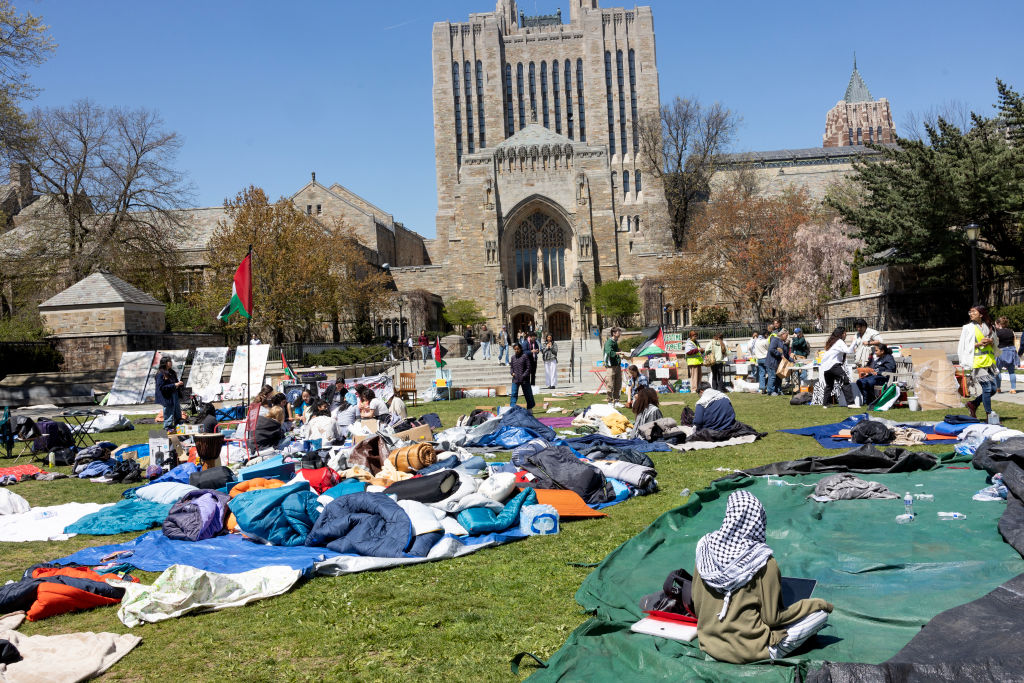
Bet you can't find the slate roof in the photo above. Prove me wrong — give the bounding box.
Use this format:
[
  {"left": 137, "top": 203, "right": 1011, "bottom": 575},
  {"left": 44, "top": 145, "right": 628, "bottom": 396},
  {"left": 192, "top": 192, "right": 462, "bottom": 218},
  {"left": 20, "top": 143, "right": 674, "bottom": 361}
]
[
  {"left": 844, "top": 64, "right": 873, "bottom": 103},
  {"left": 40, "top": 271, "right": 163, "bottom": 308},
  {"left": 720, "top": 145, "right": 884, "bottom": 164},
  {"left": 496, "top": 123, "right": 575, "bottom": 148}
]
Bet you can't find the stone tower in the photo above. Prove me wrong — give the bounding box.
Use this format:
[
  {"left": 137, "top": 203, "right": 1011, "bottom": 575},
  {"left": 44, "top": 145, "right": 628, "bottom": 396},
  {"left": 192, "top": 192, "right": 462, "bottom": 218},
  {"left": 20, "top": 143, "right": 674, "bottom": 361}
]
[
  {"left": 424, "top": 1, "right": 673, "bottom": 339},
  {"left": 823, "top": 57, "right": 896, "bottom": 147}
]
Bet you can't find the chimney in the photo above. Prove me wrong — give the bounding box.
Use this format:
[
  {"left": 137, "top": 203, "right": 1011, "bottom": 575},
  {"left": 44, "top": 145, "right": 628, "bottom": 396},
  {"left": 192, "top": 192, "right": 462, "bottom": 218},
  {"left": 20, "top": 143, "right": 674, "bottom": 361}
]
[{"left": 10, "top": 163, "right": 31, "bottom": 207}]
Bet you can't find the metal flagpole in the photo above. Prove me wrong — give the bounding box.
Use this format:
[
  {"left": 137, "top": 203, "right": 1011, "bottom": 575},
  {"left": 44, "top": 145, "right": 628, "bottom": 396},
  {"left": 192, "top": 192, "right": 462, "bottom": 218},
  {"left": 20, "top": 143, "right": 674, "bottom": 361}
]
[{"left": 245, "top": 244, "right": 253, "bottom": 453}]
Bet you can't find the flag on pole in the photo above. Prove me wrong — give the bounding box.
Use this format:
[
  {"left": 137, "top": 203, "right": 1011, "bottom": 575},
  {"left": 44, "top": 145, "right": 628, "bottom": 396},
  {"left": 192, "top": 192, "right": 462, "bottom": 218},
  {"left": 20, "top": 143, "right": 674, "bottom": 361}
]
[
  {"left": 281, "top": 350, "right": 298, "bottom": 381},
  {"left": 433, "top": 337, "right": 447, "bottom": 368},
  {"left": 217, "top": 252, "right": 253, "bottom": 321},
  {"left": 633, "top": 326, "right": 668, "bottom": 357}
]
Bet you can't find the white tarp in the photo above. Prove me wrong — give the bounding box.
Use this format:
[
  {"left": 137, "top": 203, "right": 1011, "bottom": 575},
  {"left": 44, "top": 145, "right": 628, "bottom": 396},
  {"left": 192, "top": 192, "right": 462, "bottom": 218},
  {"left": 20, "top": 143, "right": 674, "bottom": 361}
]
[
  {"left": 228, "top": 344, "right": 270, "bottom": 398},
  {"left": 106, "top": 351, "right": 155, "bottom": 405},
  {"left": 117, "top": 564, "right": 302, "bottom": 627},
  {"left": 0, "top": 502, "right": 112, "bottom": 542},
  {"left": 314, "top": 535, "right": 513, "bottom": 576}
]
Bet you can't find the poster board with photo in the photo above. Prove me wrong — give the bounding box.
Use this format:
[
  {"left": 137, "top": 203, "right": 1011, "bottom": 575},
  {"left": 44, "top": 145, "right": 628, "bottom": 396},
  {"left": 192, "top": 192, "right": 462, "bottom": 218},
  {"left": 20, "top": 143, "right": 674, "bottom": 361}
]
[
  {"left": 349, "top": 373, "right": 394, "bottom": 402},
  {"left": 142, "top": 350, "right": 190, "bottom": 402},
  {"left": 187, "top": 347, "right": 229, "bottom": 394},
  {"left": 106, "top": 351, "right": 156, "bottom": 405},
  {"left": 227, "top": 344, "right": 271, "bottom": 398}
]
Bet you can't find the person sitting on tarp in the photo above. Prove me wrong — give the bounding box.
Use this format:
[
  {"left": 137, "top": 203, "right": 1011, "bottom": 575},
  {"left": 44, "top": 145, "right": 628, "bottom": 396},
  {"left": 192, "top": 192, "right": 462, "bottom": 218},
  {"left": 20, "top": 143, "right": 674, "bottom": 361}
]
[
  {"left": 625, "top": 365, "right": 649, "bottom": 409},
  {"left": 303, "top": 400, "right": 339, "bottom": 444},
  {"left": 694, "top": 383, "right": 736, "bottom": 432},
  {"left": 355, "top": 385, "right": 390, "bottom": 420},
  {"left": 253, "top": 406, "right": 286, "bottom": 450},
  {"left": 856, "top": 343, "right": 896, "bottom": 406},
  {"left": 628, "top": 387, "right": 662, "bottom": 439},
  {"left": 292, "top": 389, "right": 314, "bottom": 424},
  {"left": 332, "top": 386, "right": 359, "bottom": 437},
  {"left": 693, "top": 490, "right": 833, "bottom": 663}
]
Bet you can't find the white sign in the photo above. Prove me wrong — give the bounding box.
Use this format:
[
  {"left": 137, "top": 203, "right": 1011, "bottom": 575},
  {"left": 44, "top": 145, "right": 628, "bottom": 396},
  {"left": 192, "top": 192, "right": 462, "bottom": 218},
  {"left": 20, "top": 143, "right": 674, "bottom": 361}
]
[
  {"left": 228, "top": 344, "right": 270, "bottom": 398},
  {"left": 107, "top": 351, "right": 156, "bottom": 405},
  {"left": 187, "top": 347, "right": 229, "bottom": 394}
]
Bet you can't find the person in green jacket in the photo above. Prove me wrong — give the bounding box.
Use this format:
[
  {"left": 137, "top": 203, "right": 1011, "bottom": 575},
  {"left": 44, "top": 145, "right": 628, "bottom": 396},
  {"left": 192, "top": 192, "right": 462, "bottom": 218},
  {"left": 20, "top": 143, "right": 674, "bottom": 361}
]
[
  {"left": 693, "top": 491, "right": 832, "bottom": 663},
  {"left": 604, "top": 327, "right": 625, "bottom": 405}
]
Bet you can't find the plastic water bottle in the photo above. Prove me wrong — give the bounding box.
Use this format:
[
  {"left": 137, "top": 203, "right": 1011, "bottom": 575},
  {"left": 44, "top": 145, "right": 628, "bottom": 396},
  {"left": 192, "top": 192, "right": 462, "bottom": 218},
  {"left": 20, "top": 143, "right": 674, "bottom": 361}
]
[
  {"left": 938, "top": 512, "right": 967, "bottom": 520},
  {"left": 679, "top": 488, "right": 691, "bottom": 498},
  {"left": 914, "top": 494, "right": 934, "bottom": 502},
  {"left": 904, "top": 492, "right": 914, "bottom": 518}
]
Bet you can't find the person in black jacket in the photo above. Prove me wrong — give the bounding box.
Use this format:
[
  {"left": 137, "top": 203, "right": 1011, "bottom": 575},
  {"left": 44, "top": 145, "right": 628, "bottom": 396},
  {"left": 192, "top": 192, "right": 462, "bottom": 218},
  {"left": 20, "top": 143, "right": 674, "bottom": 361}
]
[
  {"left": 155, "top": 357, "right": 184, "bottom": 431},
  {"left": 509, "top": 343, "right": 536, "bottom": 412},
  {"left": 253, "top": 405, "right": 285, "bottom": 449},
  {"left": 527, "top": 331, "right": 541, "bottom": 387},
  {"left": 856, "top": 343, "right": 896, "bottom": 405}
]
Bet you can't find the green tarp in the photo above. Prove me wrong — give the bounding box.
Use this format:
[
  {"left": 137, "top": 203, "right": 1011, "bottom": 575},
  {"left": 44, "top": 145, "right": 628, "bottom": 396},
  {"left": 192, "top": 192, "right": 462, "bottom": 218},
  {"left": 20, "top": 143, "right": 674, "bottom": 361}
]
[{"left": 529, "top": 468, "right": 1024, "bottom": 682}]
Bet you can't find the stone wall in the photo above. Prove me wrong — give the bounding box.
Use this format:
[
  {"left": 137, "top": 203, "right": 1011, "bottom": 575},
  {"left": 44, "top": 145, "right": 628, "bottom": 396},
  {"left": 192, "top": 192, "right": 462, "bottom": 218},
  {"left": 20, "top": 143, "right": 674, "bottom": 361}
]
[
  {"left": 823, "top": 98, "right": 896, "bottom": 147},
  {"left": 42, "top": 306, "right": 125, "bottom": 336},
  {"left": 52, "top": 331, "right": 225, "bottom": 372}
]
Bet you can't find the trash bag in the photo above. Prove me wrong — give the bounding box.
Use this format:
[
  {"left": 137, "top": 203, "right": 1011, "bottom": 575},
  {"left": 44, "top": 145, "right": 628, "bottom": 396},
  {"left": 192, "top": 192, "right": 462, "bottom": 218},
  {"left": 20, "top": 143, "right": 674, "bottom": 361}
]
[{"left": 851, "top": 420, "right": 895, "bottom": 444}]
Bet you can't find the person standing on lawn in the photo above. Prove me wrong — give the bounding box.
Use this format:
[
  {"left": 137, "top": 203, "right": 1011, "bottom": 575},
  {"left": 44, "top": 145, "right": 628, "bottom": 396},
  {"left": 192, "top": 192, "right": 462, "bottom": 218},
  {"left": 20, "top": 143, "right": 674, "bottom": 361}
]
[
  {"left": 852, "top": 319, "right": 883, "bottom": 366},
  {"left": 464, "top": 326, "right": 476, "bottom": 360},
  {"left": 156, "top": 357, "right": 184, "bottom": 431},
  {"left": 995, "top": 317, "right": 1018, "bottom": 394},
  {"left": 527, "top": 331, "right": 541, "bottom": 387},
  {"left": 683, "top": 330, "right": 704, "bottom": 392},
  {"left": 542, "top": 334, "right": 559, "bottom": 388},
  {"left": 959, "top": 305, "right": 997, "bottom": 419},
  {"left": 509, "top": 342, "right": 536, "bottom": 412},
  {"left": 703, "top": 333, "right": 728, "bottom": 393},
  {"left": 790, "top": 327, "right": 811, "bottom": 384},
  {"left": 820, "top": 327, "right": 858, "bottom": 408},
  {"left": 753, "top": 331, "right": 770, "bottom": 394},
  {"left": 418, "top": 330, "right": 430, "bottom": 362},
  {"left": 764, "top": 330, "right": 792, "bottom": 396},
  {"left": 604, "top": 327, "right": 625, "bottom": 405}
]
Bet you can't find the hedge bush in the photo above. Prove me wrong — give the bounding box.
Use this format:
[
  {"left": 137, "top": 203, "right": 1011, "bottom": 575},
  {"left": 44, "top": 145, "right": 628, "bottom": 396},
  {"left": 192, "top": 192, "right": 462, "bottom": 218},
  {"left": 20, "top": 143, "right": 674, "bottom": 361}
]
[
  {"left": 993, "top": 303, "right": 1024, "bottom": 331},
  {"left": 303, "top": 345, "right": 389, "bottom": 367}
]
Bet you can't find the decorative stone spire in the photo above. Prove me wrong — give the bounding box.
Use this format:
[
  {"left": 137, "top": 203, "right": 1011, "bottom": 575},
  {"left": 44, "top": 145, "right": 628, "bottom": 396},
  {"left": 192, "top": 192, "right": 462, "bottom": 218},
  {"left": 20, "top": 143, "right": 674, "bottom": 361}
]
[{"left": 844, "top": 54, "right": 873, "bottom": 103}]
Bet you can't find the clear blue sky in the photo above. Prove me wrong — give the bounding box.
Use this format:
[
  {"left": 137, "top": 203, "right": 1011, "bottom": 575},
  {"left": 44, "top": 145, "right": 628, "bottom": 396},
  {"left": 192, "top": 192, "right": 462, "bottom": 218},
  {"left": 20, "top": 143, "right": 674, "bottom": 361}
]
[{"left": 27, "top": 0, "right": 1024, "bottom": 238}]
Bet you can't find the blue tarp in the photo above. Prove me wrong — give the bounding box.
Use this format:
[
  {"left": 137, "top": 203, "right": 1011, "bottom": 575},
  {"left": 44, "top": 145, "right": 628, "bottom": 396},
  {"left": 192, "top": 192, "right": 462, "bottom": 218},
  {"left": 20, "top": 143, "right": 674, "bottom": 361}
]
[
  {"left": 64, "top": 499, "right": 172, "bottom": 536},
  {"left": 53, "top": 530, "right": 341, "bottom": 575},
  {"left": 779, "top": 414, "right": 938, "bottom": 449}
]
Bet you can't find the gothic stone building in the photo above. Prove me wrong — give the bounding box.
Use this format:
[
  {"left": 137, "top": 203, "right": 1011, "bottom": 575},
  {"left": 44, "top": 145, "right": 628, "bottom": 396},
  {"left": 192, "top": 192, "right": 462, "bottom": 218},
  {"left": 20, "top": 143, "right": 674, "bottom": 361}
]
[{"left": 389, "top": 0, "right": 674, "bottom": 340}]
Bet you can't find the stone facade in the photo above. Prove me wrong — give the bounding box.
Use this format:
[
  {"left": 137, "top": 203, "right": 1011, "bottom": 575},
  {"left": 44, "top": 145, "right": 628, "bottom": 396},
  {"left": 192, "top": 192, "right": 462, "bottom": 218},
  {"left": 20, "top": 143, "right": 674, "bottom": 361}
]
[
  {"left": 713, "top": 146, "right": 882, "bottom": 202},
  {"left": 413, "top": 0, "right": 674, "bottom": 339},
  {"left": 823, "top": 60, "right": 895, "bottom": 148}
]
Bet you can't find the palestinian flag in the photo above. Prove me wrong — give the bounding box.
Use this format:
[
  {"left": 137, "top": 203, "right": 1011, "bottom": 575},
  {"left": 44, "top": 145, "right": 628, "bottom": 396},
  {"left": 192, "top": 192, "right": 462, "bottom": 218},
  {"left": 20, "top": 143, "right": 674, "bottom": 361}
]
[
  {"left": 281, "top": 350, "right": 298, "bottom": 381},
  {"left": 634, "top": 326, "right": 668, "bottom": 357},
  {"left": 217, "top": 252, "right": 253, "bottom": 321},
  {"left": 434, "top": 337, "right": 448, "bottom": 368}
]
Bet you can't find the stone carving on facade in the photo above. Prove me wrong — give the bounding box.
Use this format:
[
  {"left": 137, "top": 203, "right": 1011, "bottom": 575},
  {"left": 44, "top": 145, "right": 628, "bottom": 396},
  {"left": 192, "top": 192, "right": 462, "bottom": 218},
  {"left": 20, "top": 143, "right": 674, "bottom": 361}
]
[
  {"left": 485, "top": 240, "right": 498, "bottom": 264},
  {"left": 577, "top": 234, "right": 592, "bottom": 259},
  {"left": 576, "top": 172, "right": 587, "bottom": 206},
  {"left": 484, "top": 177, "right": 494, "bottom": 209}
]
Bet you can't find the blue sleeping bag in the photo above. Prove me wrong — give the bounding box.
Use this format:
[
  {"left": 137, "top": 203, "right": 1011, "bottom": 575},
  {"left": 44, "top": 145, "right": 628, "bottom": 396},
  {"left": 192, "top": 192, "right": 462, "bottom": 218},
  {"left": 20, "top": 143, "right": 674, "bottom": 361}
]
[
  {"left": 457, "top": 488, "right": 537, "bottom": 535},
  {"left": 305, "top": 492, "right": 412, "bottom": 558},
  {"left": 229, "top": 482, "right": 321, "bottom": 547},
  {"left": 934, "top": 422, "right": 972, "bottom": 436},
  {"left": 238, "top": 454, "right": 296, "bottom": 482}
]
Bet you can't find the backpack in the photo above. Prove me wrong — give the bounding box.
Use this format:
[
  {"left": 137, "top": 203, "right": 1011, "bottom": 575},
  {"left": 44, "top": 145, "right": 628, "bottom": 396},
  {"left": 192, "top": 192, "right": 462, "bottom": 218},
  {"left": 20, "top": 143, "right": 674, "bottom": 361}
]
[
  {"left": 31, "top": 419, "right": 73, "bottom": 453},
  {"left": 790, "top": 392, "right": 812, "bottom": 405},
  {"left": 189, "top": 466, "right": 235, "bottom": 490},
  {"left": 638, "top": 568, "right": 696, "bottom": 618},
  {"left": 851, "top": 420, "right": 895, "bottom": 444},
  {"left": 107, "top": 459, "right": 142, "bottom": 484}
]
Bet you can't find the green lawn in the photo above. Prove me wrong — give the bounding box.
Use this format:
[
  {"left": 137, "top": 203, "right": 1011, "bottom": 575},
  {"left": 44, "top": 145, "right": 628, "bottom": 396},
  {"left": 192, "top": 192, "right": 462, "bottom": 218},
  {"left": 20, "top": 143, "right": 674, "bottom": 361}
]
[{"left": 0, "top": 394, "right": 1010, "bottom": 682}]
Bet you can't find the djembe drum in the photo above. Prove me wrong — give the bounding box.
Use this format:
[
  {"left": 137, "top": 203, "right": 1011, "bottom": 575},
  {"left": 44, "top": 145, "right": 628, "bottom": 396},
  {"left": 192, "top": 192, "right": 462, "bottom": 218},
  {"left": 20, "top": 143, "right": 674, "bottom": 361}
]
[{"left": 193, "top": 433, "right": 225, "bottom": 470}]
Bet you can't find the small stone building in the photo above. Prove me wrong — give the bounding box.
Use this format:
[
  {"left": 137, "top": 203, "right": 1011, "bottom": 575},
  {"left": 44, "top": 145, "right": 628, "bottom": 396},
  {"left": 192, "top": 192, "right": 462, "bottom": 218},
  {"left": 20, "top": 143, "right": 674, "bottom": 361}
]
[{"left": 39, "top": 271, "right": 221, "bottom": 371}]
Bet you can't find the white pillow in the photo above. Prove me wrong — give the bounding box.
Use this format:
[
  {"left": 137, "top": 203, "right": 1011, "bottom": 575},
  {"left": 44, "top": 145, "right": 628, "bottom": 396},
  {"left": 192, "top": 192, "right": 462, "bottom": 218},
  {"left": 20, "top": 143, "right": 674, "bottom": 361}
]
[
  {"left": 0, "top": 488, "right": 30, "bottom": 515},
  {"left": 478, "top": 472, "right": 517, "bottom": 502},
  {"left": 136, "top": 482, "right": 197, "bottom": 505}
]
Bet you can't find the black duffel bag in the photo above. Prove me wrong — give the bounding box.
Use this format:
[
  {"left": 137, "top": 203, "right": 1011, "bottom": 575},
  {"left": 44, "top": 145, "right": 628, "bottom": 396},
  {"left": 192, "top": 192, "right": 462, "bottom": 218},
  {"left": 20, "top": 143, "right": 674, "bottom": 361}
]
[{"left": 851, "top": 420, "right": 895, "bottom": 444}]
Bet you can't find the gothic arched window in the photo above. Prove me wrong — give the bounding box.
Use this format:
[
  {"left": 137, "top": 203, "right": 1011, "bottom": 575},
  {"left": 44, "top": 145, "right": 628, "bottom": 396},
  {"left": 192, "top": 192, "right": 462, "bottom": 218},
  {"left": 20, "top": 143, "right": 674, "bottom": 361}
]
[
  {"left": 517, "top": 63, "right": 525, "bottom": 128},
  {"left": 577, "top": 59, "right": 586, "bottom": 141},
  {"left": 635, "top": 170, "right": 642, "bottom": 193},
  {"left": 453, "top": 62, "right": 462, "bottom": 164},
  {"left": 540, "top": 61, "right": 549, "bottom": 128},
  {"left": 512, "top": 213, "right": 566, "bottom": 288},
  {"left": 476, "top": 60, "right": 485, "bottom": 147},
  {"left": 604, "top": 51, "right": 615, "bottom": 156},
  {"left": 552, "top": 60, "right": 561, "bottom": 133},
  {"left": 623, "top": 171, "right": 630, "bottom": 197},
  {"left": 565, "top": 61, "right": 574, "bottom": 139},
  {"left": 505, "top": 63, "right": 514, "bottom": 135},
  {"left": 464, "top": 61, "right": 474, "bottom": 153}
]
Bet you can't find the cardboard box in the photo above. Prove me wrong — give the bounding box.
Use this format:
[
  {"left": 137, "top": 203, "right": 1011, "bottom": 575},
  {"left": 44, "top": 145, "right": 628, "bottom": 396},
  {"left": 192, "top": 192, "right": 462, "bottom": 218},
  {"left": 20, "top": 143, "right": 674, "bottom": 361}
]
[{"left": 352, "top": 422, "right": 433, "bottom": 445}]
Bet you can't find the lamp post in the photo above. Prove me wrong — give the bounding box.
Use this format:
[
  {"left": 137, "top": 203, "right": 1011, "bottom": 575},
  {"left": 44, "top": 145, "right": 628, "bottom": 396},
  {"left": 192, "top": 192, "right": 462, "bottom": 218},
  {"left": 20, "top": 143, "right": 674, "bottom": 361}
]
[
  {"left": 659, "top": 285, "right": 665, "bottom": 328},
  {"left": 964, "top": 223, "right": 980, "bottom": 305}
]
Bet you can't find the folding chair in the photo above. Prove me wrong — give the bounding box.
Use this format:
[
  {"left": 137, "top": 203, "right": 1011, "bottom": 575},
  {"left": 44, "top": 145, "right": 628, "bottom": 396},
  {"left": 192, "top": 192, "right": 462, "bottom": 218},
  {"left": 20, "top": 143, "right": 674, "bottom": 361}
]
[{"left": 434, "top": 368, "right": 453, "bottom": 401}]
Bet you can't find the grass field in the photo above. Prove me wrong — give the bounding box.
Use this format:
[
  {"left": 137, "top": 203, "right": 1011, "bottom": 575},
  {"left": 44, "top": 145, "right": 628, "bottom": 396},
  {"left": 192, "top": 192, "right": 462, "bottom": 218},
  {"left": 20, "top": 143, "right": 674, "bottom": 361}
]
[{"left": 1, "top": 393, "right": 1012, "bottom": 682}]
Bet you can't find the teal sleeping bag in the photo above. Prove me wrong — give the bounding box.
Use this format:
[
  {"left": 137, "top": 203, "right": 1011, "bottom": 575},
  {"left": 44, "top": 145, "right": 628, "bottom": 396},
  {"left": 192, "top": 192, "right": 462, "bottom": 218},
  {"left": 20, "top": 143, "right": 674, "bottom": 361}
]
[
  {"left": 229, "top": 482, "right": 321, "bottom": 546},
  {"left": 457, "top": 488, "right": 537, "bottom": 535},
  {"left": 64, "top": 498, "right": 172, "bottom": 536}
]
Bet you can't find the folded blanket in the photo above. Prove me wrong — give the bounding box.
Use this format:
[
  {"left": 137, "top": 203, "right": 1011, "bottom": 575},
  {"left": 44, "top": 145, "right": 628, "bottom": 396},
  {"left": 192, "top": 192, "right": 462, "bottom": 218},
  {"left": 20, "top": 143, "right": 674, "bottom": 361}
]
[
  {"left": 811, "top": 473, "right": 898, "bottom": 501},
  {"left": 590, "top": 460, "right": 656, "bottom": 489}
]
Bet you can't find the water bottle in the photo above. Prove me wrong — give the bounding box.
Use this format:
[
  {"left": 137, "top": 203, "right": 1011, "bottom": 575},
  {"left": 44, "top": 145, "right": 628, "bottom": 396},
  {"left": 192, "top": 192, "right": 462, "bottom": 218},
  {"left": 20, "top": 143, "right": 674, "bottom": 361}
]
[
  {"left": 904, "top": 492, "right": 914, "bottom": 518},
  {"left": 938, "top": 512, "right": 967, "bottom": 520},
  {"left": 679, "top": 488, "right": 691, "bottom": 498}
]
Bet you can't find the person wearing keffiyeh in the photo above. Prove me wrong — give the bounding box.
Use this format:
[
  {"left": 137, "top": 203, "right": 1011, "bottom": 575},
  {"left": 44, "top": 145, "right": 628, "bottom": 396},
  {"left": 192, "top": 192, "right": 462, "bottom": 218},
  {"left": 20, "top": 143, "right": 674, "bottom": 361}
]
[{"left": 693, "top": 491, "right": 833, "bottom": 663}]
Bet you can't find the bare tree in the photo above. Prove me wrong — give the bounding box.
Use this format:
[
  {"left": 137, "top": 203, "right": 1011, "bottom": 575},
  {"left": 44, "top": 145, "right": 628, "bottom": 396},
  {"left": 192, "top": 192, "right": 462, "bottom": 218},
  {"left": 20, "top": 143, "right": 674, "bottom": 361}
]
[
  {"left": 8, "top": 100, "right": 193, "bottom": 290},
  {"left": 900, "top": 99, "right": 973, "bottom": 140},
  {"left": 637, "top": 96, "right": 740, "bottom": 247}
]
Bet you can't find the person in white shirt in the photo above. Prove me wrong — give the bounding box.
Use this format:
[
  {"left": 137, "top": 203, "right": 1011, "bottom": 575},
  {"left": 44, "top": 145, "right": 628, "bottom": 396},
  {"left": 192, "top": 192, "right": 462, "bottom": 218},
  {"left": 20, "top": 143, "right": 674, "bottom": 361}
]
[
  {"left": 388, "top": 394, "right": 408, "bottom": 420},
  {"left": 852, "top": 319, "right": 883, "bottom": 366},
  {"left": 819, "top": 327, "right": 857, "bottom": 408},
  {"left": 355, "top": 385, "right": 390, "bottom": 419},
  {"left": 303, "top": 400, "right": 339, "bottom": 443},
  {"left": 753, "top": 332, "right": 770, "bottom": 394}
]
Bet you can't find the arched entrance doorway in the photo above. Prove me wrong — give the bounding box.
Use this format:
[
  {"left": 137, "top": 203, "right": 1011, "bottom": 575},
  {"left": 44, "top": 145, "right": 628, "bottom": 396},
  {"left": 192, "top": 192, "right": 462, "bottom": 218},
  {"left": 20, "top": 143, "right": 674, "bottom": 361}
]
[
  {"left": 511, "top": 311, "right": 535, "bottom": 338},
  {"left": 547, "top": 311, "right": 571, "bottom": 340}
]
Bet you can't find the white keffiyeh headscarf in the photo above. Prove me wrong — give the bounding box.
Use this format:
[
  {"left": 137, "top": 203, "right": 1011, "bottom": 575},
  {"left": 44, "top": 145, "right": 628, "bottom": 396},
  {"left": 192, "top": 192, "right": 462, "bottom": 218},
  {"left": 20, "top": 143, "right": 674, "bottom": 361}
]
[
  {"left": 695, "top": 490, "right": 774, "bottom": 620},
  {"left": 696, "top": 388, "right": 729, "bottom": 408}
]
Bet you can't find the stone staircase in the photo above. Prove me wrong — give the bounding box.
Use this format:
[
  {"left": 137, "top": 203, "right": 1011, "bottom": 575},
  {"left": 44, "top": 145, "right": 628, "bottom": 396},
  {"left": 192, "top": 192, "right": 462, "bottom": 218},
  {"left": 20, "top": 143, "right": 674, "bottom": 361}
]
[{"left": 399, "top": 339, "right": 606, "bottom": 395}]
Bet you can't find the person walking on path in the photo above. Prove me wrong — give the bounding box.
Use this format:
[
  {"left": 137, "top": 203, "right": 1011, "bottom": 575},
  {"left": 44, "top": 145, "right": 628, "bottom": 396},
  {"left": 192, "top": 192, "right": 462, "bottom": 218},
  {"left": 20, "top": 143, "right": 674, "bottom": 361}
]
[
  {"left": 703, "top": 333, "right": 728, "bottom": 393},
  {"left": 527, "top": 331, "right": 541, "bottom": 387},
  {"left": 497, "top": 325, "right": 510, "bottom": 365},
  {"left": 959, "top": 305, "right": 998, "bottom": 419},
  {"left": 995, "top": 316, "right": 1019, "bottom": 394},
  {"left": 604, "top": 327, "right": 625, "bottom": 406},
  {"left": 509, "top": 342, "right": 535, "bottom": 412},
  {"left": 464, "top": 326, "right": 477, "bottom": 360},
  {"left": 542, "top": 334, "right": 559, "bottom": 389},
  {"left": 683, "top": 330, "right": 704, "bottom": 392},
  {"left": 418, "top": 330, "right": 430, "bottom": 362},
  {"left": 479, "top": 324, "right": 493, "bottom": 361},
  {"left": 764, "top": 329, "right": 793, "bottom": 396},
  {"left": 155, "top": 357, "right": 184, "bottom": 432}
]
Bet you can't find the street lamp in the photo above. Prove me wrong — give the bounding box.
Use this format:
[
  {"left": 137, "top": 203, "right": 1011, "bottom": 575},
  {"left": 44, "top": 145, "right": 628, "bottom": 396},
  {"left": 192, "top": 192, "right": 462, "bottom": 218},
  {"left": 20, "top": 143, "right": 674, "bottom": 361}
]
[
  {"left": 658, "top": 285, "right": 665, "bottom": 328},
  {"left": 964, "top": 223, "right": 980, "bottom": 305}
]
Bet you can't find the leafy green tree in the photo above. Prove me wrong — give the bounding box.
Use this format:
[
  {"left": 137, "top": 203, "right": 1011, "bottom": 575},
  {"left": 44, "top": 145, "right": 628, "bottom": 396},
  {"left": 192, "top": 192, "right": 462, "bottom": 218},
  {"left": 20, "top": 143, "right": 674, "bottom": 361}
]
[
  {"left": 589, "top": 280, "right": 641, "bottom": 327},
  {"left": 693, "top": 305, "right": 730, "bottom": 326},
  {"left": 0, "top": 1, "right": 55, "bottom": 163},
  {"left": 829, "top": 79, "right": 1024, "bottom": 294},
  {"left": 442, "top": 299, "right": 485, "bottom": 333}
]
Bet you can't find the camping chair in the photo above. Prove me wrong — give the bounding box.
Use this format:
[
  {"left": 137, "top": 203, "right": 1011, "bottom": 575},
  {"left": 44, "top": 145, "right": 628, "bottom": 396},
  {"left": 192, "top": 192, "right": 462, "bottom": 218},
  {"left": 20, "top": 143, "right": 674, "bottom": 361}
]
[
  {"left": 879, "top": 358, "right": 914, "bottom": 406},
  {"left": 397, "top": 372, "right": 418, "bottom": 407},
  {"left": 0, "top": 407, "right": 13, "bottom": 459}
]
